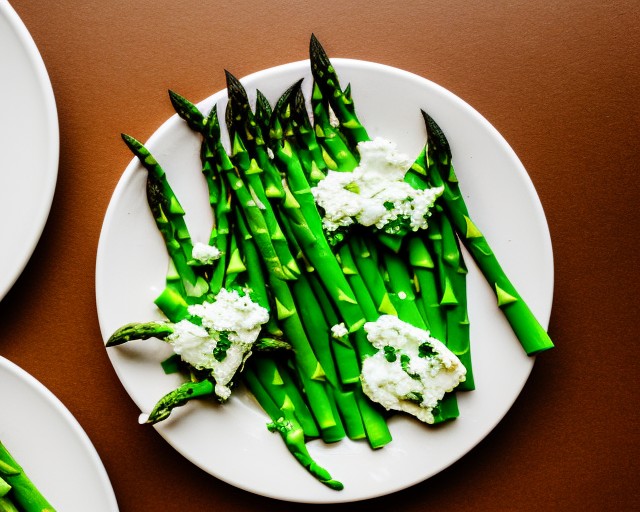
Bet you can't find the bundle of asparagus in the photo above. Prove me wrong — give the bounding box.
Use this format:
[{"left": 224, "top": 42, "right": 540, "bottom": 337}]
[
  {"left": 107, "top": 35, "right": 553, "bottom": 490},
  {"left": 0, "top": 441, "right": 55, "bottom": 512}
]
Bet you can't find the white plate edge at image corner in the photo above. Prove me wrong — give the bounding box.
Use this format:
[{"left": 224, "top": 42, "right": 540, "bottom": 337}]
[{"left": 0, "top": 0, "right": 59, "bottom": 301}]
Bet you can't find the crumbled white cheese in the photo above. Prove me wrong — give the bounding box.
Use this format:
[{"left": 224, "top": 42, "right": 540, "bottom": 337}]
[
  {"left": 167, "top": 320, "right": 214, "bottom": 368},
  {"left": 191, "top": 242, "right": 222, "bottom": 264},
  {"left": 267, "top": 147, "right": 275, "bottom": 160},
  {"left": 188, "top": 289, "right": 269, "bottom": 344},
  {"left": 166, "top": 288, "right": 269, "bottom": 399},
  {"left": 330, "top": 322, "right": 349, "bottom": 339},
  {"left": 360, "top": 315, "right": 466, "bottom": 424},
  {"left": 311, "top": 137, "right": 443, "bottom": 234}
]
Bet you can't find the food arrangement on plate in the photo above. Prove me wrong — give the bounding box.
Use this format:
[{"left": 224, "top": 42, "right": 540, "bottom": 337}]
[
  {"left": 0, "top": 441, "right": 55, "bottom": 512},
  {"left": 101, "top": 35, "right": 554, "bottom": 495}
]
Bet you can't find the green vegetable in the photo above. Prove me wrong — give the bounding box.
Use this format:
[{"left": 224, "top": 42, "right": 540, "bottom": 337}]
[
  {"left": 106, "top": 34, "right": 553, "bottom": 491},
  {"left": 0, "top": 441, "right": 55, "bottom": 512},
  {"left": 421, "top": 110, "right": 554, "bottom": 355}
]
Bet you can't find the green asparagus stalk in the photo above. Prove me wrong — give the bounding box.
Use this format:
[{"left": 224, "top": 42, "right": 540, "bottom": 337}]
[
  {"left": 143, "top": 379, "right": 215, "bottom": 424},
  {"left": 309, "top": 34, "right": 369, "bottom": 146},
  {"left": 205, "top": 106, "right": 291, "bottom": 281},
  {"left": 169, "top": 89, "right": 341, "bottom": 434},
  {"left": 121, "top": 134, "right": 209, "bottom": 314},
  {"left": 0, "top": 442, "right": 55, "bottom": 512},
  {"left": 231, "top": 199, "right": 339, "bottom": 435},
  {"left": 0, "top": 477, "right": 10, "bottom": 498},
  {"left": 309, "top": 82, "right": 359, "bottom": 172},
  {"left": 106, "top": 321, "right": 174, "bottom": 347},
  {"left": 305, "top": 272, "right": 362, "bottom": 385},
  {"left": 438, "top": 212, "right": 474, "bottom": 390},
  {"left": 266, "top": 87, "right": 367, "bottom": 333},
  {"left": 254, "top": 90, "right": 273, "bottom": 137},
  {"left": 421, "top": 110, "right": 554, "bottom": 355},
  {"left": 234, "top": 207, "right": 283, "bottom": 337},
  {"left": 243, "top": 366, "right": 343, "bottom": 490},
  {"left": 225, "top": 71, "right": 285, "bottom": 199},
  {"left": 289, "top": 86, "right": 329, "bottom": 187},
  {"left": 407, "top": 235, "right": 447, "bottom": 342},
  {"left": 247, "top": 355, "right": 319, "bottom": 437},
  {"left": 0, "top": 496, "right": 20, "bottom": 512},
  {"left": 167, "top": 92, "right": 233, "bottom": 294}
]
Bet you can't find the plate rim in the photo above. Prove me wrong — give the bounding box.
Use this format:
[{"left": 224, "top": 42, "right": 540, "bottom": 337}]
[
  {"left": 0, "top": 356, "right": 120, "bottom": 511},
  {"left": 0, "top": 0, "right": 60, "bottom": 301},
  {"left": 96, "top": 57, "right": 553, "bottom": 503}
]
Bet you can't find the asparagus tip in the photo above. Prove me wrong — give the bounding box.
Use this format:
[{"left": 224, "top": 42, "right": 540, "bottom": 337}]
[
  {"left": 120, "top": 132, "right": 138, "bottom": 148},
  {"left": 421, "top": 109, "right": 451, "bottom": 158},
  {"left": 224, "top": 69, "right": 248, "bottom": 103}
]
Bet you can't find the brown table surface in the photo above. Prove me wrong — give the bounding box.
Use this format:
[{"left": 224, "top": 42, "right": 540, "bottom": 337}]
[{"left": 3, "top": 0, "right": 639, "bottom": 510}]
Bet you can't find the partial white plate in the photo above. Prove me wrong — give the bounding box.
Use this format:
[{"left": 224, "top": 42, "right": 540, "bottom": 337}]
[
  {"left": 0, "top": 1, "right": 59, "bottom": 301},
  {"left": 0, "top": 356, "right": 119, "bottom": 511},
  {"left": 96, "top": 59, "right": 553, "bottom": 503}
]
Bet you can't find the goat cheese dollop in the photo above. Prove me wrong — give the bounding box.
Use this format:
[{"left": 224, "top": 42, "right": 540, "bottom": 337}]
[
  {"left": 330, "top": 322, "right": 349, "bottom": 339},
  {"left": 360, "top": 315, "right": 466, "bottom": 424},
  {"left": 166, "top": 288, "right": 269, "bottom": 400},
  {"left": 311, "top": 137, "right": 443, "bottom": 234},
  {"left": 191, "top": 242, "right": 222, "bottom": 265}
]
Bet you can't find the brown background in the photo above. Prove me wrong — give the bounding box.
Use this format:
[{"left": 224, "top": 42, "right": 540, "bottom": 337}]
[{"left": 2, "top": 0, "right": 639, "bottom": 510}]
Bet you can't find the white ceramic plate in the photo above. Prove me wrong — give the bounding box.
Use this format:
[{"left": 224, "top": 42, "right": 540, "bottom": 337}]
[
  {"left": 96, "top": 59, "right": 553, "bottom": 503},
  {"left": 0, "top": 1, "right": 59, "bottom": 301},
  {"left": 0, "top": 357, "right": 119, "bottom": 511}
]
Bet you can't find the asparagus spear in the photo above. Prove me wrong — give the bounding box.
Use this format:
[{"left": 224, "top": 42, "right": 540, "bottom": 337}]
[
  {"left": 121, "top": 134, "right": 209, "bottom": 318},
  {"left": 309, "top": 34, "right": 369, "bottom": 146},
  {"left": 169, "top": 88, "right": 341, "bottom": 434},
  {"left": 0, "top": 442, "right": 55, "bottom": 512},
  {"left": 0, "top": 497, "right": 20, "bottom": 512},
  {"left": 243, "top": 366, "right": 343, "bottom": 490},
  {"left": 421, "top": 110, "right": 554, "bottom": 355},
  {"left": 0, "top": 477, "right": 10, "bottom": 498}
]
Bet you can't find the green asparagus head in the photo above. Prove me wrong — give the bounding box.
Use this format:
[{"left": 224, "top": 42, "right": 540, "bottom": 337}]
[
  {"left": 421, "top": 109, "right": 452, "bottom": 163},
  {"left": 107, "top": 321, "right": 175, "bottom": 347},
  {"left": 224, "top": 70, "right": 264, "bottom": 146},
  {"left": 168, "top": 90, "right": 206, "bottom": 133},
  {"left": 254, "top": 89, "right": 273, "bottom": 138},
  {"left": 144, "top": 379, "right": 215, "bottom": 424},
  {"left": 271, "top": 79, "right": 304, "bottom": 145}
]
